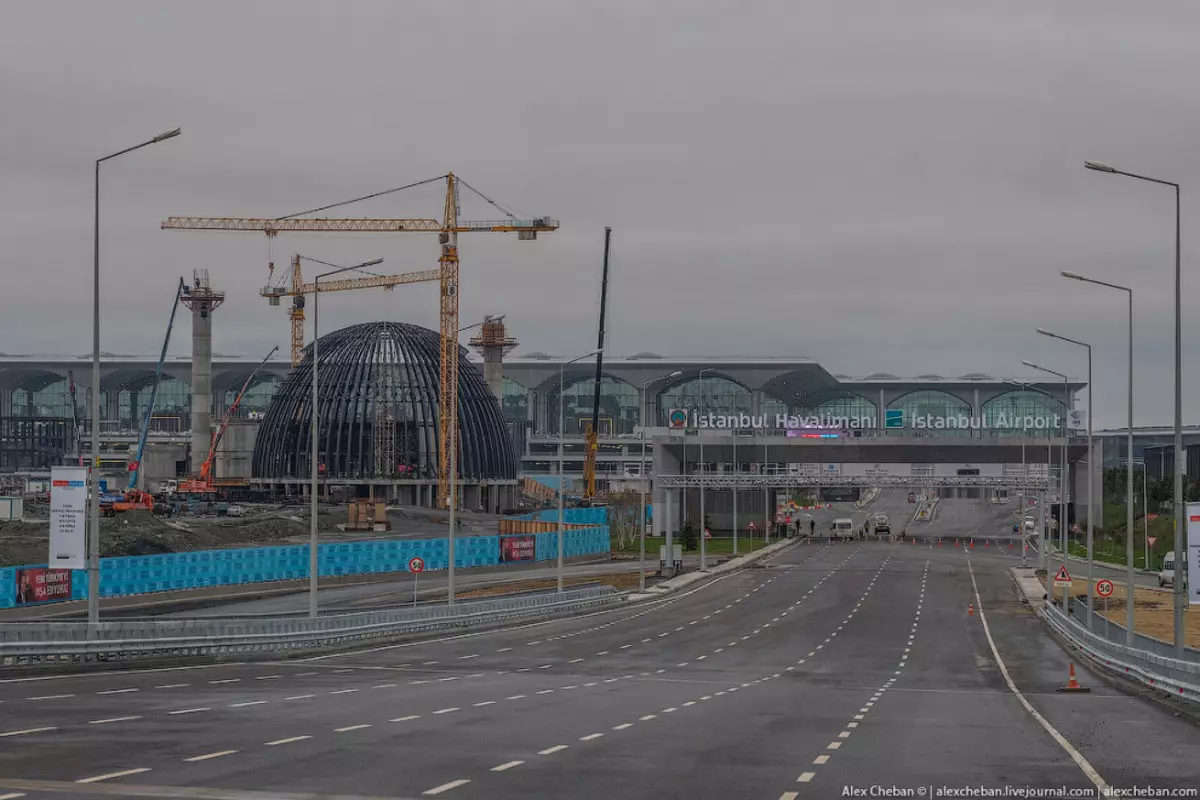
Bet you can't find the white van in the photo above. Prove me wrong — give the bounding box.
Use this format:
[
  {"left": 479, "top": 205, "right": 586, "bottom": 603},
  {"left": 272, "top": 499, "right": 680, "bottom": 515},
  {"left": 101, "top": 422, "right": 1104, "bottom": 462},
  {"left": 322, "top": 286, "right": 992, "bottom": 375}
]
[
  {"left": 831, "top": 518, "right": 856, "bottom": 541},
  {"left": 1159, "top": 552, "right": 1187, "bottom": 588}
]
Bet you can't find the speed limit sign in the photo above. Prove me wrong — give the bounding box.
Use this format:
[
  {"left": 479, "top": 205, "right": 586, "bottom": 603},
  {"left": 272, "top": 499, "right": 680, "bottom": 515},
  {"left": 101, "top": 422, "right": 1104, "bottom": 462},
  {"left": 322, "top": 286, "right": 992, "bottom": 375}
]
[
  {"left": 1095, "top": 579, "right": 1114, "bottom": 598},
  {"left": 408, "top": 557, "right": 426, "bottom": 573}
]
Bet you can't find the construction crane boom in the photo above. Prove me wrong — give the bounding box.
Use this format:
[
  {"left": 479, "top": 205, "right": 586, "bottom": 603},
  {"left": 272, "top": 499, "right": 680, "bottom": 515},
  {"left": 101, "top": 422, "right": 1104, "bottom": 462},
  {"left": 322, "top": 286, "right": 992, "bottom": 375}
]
[
  {"left": 583, "top": 227, "right": 612, "bottom": 501},
  {"left": 164, "top": 173, "right": 557, "bottom": 508},
  {"left": 189, "top": 345, "right": 279, "bottom": 489},
  {"left": 129, "top": 277, "right": 185, "bottom": 491}
]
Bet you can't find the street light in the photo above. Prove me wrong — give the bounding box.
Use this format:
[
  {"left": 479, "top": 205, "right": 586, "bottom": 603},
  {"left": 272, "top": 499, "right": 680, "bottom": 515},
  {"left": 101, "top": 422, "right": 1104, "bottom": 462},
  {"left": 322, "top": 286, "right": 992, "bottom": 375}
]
[
  {"left": 1037, "top": 329, "right": 1095, "bottom": 630},
  {"left": 1061, "top": 270, "right": 1136, "bottom": 644},
  {"left": 558, "top": 350, "right": 601, "bottom": 593},
  {"left": 638, "top": 370, "right": 682, "bottom": 592},
  {"left": 306, "top": 256, "right": 384, "bottom": 617},
  {"left": 1023, "top": 360, "right": 1071, "bottom": 611},
  {"left": 697, "top": 368, "right": 715, "bottom": 570},
  {"left": 90, "top": 127, "right": 182, "bottom": 626},
  {"left": 1005, "top": 378, "right": 1056, "bottom": 570},
  {"left": 1085, "top": 159, "right": 1184, "bottom": 657}
]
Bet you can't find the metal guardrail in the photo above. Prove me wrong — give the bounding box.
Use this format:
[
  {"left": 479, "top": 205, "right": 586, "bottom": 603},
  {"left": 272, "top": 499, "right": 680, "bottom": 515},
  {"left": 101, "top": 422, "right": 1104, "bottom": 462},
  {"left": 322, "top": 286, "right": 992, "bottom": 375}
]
[
  {"left": 1042, "top": 600, "right": 1200, "bottom": 706},
  {"left": 1068, "top": 598, "right": 1200, "bottom": 662},
  {"left": 0, "top": 586, "right": 621, "bottom": 668},
  {"left": 656, "top": 474, "right": 1053, "bottom": 489}
]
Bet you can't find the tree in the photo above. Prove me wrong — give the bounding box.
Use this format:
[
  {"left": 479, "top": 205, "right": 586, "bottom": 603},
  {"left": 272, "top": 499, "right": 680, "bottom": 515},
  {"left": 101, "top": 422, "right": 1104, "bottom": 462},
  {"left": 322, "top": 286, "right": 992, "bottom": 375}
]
[
  {"left": 679, "top": 520, "right": 699, "bottom": 552},
  {"left": 604, "top": 490, "right": 643, "bottom": 550}
]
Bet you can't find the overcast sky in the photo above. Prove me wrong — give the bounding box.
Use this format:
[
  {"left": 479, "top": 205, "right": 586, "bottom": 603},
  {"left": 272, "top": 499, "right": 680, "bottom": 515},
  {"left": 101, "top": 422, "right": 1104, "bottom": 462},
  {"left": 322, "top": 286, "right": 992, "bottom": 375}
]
[{"left": 2, "top": 0, "right": 1198, "bottom": 427}]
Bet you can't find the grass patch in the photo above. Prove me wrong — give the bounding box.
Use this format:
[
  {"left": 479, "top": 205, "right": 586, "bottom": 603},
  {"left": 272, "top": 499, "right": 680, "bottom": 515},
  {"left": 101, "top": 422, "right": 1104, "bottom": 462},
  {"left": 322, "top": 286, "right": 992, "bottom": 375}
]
[{"left": 612, "top": 536, "right": 770, "bottom": 556}]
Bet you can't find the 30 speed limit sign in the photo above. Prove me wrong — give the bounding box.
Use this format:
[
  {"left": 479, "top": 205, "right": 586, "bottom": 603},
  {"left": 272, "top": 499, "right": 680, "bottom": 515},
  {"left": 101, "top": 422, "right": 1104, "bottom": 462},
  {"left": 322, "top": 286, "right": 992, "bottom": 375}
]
[
  {"left": 1095, "top": 579, "right": 1114, "bottom": 598},
  {"left": 408, "top": 557, "right": 426, "bottom": 574}
]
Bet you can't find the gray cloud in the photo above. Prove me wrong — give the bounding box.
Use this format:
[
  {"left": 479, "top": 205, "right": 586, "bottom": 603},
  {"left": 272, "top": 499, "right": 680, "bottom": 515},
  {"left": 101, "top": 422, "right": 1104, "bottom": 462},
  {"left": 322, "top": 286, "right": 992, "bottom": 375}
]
[{"left": 2, "top": 0, "right": 1198, "bottom": 427}]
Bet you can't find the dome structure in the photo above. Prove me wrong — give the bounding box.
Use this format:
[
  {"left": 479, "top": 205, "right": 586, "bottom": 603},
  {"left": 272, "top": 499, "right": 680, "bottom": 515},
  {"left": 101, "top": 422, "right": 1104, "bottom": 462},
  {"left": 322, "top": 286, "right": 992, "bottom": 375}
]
[{"left": 252, "top": 322, "right": 516, "bottom": 482}]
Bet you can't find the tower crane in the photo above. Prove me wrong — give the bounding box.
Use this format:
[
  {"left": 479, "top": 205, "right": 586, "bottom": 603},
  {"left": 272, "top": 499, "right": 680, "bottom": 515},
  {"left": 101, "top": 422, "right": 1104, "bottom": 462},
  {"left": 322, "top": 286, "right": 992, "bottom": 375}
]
[
  {"left": 162, "top": 173, "right": 557, "bottom": 508},
  {"left": 264, "top": 254, "right": 441, "bottom": 366}
]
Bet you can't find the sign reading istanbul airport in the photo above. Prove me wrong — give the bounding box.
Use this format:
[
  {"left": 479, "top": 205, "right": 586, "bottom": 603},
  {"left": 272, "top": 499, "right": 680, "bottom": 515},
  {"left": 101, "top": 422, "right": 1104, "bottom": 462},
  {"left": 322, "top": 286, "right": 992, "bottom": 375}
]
[{"left": 668, "top": 408, "right": 1065, "bottom": 432}]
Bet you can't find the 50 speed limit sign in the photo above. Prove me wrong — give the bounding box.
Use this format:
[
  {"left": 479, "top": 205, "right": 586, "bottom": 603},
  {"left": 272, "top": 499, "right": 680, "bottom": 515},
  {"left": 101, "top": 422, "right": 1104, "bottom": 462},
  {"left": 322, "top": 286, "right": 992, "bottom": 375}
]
[
  {"left": 408, "top": 557, "right": 425, "bottom": 573},
  {"left": 1095, "top": 579, "right": 1114, "bottom": 598}
]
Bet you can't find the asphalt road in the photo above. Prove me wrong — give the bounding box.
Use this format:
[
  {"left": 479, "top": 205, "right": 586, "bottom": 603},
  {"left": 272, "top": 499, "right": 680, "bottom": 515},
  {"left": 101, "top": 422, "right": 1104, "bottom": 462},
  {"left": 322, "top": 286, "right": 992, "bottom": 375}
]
[{"left": 1, "top": 505, "right": 1197, "bottom": 800}]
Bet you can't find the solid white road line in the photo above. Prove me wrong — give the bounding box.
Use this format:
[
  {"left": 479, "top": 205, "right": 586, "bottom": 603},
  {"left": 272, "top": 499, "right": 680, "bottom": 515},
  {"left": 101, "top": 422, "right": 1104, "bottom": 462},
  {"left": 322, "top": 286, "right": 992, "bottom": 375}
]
[
  {"left": 265, "top": 736, "right": 311, "bottom": 746},
  {"left": 491, "top": 761, "right": 524, "bottom": 772},
  {"left": 423, "top": 779, "right": 471, "bottom": 795},
  {"left": 538, "top": 745, "right": 569, "bottom": 755},
  {"left": 966, "top": 558, "right": 1111, "bottom": 796},
  {"left": 76, "top": 768, "right": 152, "bottom": 784},
  {"left": 0, "top": 727, "right": 56, "bottom": 737},
  {"left": 88, "top": 716, "right": 141, "bottom": 725},
  {"left": 184, "top": 750, "right": 238, "bottom": 762}
]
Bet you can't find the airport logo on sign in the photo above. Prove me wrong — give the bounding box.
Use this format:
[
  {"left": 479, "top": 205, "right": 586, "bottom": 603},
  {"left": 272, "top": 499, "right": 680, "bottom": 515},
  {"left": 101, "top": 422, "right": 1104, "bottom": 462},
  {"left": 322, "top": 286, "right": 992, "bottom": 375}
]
[
  {"left": 668, "top": 409, "right": 689, "bottom": 428},
  {"left": 884, "top": 409, "right": 905, "bottom": 429}
]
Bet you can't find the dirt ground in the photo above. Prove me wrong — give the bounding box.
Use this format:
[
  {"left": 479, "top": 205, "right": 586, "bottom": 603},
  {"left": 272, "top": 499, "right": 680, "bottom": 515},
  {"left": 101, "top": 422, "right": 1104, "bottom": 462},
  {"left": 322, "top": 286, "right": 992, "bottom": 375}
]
[
  {"left": 0, "top": 502, "right": 512, "bottom": 567},
  {"left": 1038, "top": 574, "right": 1200, "bottom": 648},
  {"left": 456, "top": 571, "right": 646, "bottom": 599}
]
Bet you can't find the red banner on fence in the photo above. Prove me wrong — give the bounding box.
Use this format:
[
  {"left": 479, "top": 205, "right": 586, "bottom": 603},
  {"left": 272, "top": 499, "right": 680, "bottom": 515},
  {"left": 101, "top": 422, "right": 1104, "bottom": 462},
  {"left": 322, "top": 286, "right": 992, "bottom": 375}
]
[
  {"left": 15, "top": 568, "right": 73, "bottom": 605},
  {"left": 500, "top": 535, "right": 536, "bottom": 563}
]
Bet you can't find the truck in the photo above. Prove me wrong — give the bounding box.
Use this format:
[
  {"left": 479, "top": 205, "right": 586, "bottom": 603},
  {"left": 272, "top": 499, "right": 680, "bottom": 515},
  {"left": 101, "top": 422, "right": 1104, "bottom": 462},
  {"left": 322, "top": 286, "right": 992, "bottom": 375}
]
[{"left": 873, "top": 513, "right": 890, "bottom": 534}]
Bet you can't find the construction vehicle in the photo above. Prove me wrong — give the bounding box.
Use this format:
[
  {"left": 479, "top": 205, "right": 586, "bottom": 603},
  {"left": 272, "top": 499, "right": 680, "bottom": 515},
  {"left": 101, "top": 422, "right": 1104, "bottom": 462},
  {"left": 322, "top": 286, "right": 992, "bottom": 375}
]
[
  {"left": 163, "top": 172, "right": 557, "bottom": 508},
  {"left": 582, "top": 227, "right": 612, "bottom": 502},
  {"left": 264, "top": 254, "right": 441, "bottom": 366},
  {"left": 66, "top": 370, "right": 82, "bottom": 467},
  {"left": 176, "top": 346, "right": 279, "bottom": 496}
]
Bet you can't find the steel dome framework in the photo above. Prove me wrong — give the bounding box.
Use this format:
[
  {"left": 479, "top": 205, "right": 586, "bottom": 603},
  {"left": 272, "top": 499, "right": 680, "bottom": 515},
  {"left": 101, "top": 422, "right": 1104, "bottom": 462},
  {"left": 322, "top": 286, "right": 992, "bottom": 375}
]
[{"left": 252, "top": 321, "right": 516, "bottom": 482}]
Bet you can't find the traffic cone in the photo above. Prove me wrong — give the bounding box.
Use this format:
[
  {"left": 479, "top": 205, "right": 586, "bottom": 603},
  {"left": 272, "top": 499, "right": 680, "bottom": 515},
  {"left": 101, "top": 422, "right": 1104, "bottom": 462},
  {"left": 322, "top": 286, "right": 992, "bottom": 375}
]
[
  {"left": 968, "top": 602, "right": 974, "bottom": 616},
  {"left": 985, "top": 539, "right": 990, "bottom": 548},
  {"left": 1056, "top": 663, "right": 1090, "bottom": 693},
  {"left": 969, "top": 540, "right": 974, "bottom": 549}
]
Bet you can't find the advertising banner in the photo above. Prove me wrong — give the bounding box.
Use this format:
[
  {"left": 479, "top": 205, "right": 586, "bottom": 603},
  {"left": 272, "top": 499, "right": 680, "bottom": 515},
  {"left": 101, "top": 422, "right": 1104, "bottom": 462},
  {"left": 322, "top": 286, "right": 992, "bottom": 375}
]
[
  {"left": 14, "top": 568, "right": 73, "bottom": 605},
  {"left": 500, "top": 535, "right": 536, "bottom": 563},
  {"left": 49, "top": 465, "right": 87, "bottom": 570},
  {"left": 1186, "top": 503, "right": 1200, "bottom": 605}
]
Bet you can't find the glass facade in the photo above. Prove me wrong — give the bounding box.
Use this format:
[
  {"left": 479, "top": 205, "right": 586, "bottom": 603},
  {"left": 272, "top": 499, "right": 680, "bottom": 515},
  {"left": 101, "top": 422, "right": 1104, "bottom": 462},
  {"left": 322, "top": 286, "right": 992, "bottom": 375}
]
[
  {"left": 219, "top": 375, "right": 283, "bottom": 419},
  {"left": 887, "top": 390, "right": 971, "bottom": 437},
  {"left": 10, "top": 379, "right": 72, "bottom": 418},
  {"left": 115, "top": 377, "right": 190, "bottom": 429},
  {"left": 500, "top": 377, "right": 528, "bottom": 424},
  {"left": 981, "top": 390, "right": 1066, "bottom": 438},
  {"left": 656, "top": 376, "right": 752, "bottom": 426},
  {"left": 546, "top": 375, "right": 640, "bottom": 435},
  {"left": 811, "top": 393, "right": 877, "bottom": 421}
]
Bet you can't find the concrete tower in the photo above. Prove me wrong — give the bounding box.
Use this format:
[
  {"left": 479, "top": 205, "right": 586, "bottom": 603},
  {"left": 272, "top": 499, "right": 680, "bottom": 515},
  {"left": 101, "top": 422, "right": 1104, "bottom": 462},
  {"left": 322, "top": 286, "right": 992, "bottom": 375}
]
[
  {"left": 180, "top": 270, "right": 225, "bottom": 473},
  {"left": 468, "top": 315, "right": 517, "bottom": 402}
]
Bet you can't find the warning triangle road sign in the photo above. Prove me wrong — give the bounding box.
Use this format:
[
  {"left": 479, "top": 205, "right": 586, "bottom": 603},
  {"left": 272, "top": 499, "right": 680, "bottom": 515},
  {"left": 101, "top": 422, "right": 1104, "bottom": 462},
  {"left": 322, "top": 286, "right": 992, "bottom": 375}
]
[
  {"left": 1053, "top": 565, "right": 1072, "bottom": 586},
  {"left": 1147, "top": 536, "right": 1157, "bottom": 547}
]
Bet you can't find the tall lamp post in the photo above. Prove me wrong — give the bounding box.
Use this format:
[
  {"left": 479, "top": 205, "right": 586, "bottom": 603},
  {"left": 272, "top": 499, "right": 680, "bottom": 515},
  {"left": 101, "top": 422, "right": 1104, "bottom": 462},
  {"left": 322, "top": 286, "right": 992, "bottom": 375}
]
[
  {"left": 1085, "top": 160, "right": 1185, "bottom": 657},
  {"left": 308, "top": 257, "right": 384, "bottom": 617},
  {"left": 638, "top": 371, "right": 682, "bottom": 592},
  {"left": 697, "top": 368, "right": 714, "bottom": 569},
  {"left": 90, "top": 127, "right": 182, "bottom": 626},
  {"left": 1061, "top": 270, "right": 1136, "bottom": 643},
  {"left": 558, "top": 350, "right": 601, "bottom": 593},
  {"left": 1023, "top": 360, "right": 1071, "bottom": 610},
  {"left": 1038, "top": 329, "right": 1095, "bottom": 630},
  {"left": 1005, "top": 378, "right": 1057, "bottom": 571}
]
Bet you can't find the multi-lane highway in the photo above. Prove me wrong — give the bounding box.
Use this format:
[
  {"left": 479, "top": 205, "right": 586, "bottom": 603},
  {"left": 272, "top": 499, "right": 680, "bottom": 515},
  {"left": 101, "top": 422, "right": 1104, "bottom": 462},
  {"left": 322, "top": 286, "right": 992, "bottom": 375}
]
[{"left": 1, "top": 502, "right": 1197, "bottom": 799}]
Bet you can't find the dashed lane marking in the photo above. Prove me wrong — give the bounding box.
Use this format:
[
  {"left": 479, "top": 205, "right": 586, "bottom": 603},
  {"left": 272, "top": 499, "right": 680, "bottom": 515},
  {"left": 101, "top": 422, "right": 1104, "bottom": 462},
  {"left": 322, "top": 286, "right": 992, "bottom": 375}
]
[
  {"left": 335, "top": 724, "right": 373, "bottom": 732},
  {"left": 613, "top": 723, "right": 633, "bottom": 730},
  {"left": 538, "top": 745, "right": 569, "bottom": 755},
  {"left": 96, "top": 688, "right": 138, "bottom": 695},
  {"left": 265, "top": 736, "right": 311, "bottom": 746},
  {"left": 0, "top": 727, "right": 56, "bottom": 737},
  {"left": 491, "top": 761, "right": 524, "bottom": 772},
  {"left": 284, "top": 695, "right": 316, "bottom": 701},
  {"left": 229, "top": 700, "right": 268, "bottom": 708},
  {"left": 580, "top": 733, "right": 604, "bottom": 741},
  {"left": 167, "top": 708, "right": 210, "bottom": 715},
  {"left": 75, "top": 768, "right": 152, "bottom": 784},
  {"left": 88, "top": 716, "right": 141, "bottom": 725},
  {"left": 423, "top": 779, "right": 471, "bottom": 795},
  {"left": 391, "top": 715, "right": 420, "bottom": 722},
  {"left": 184, "top": 750, "right": 238, "bottom": 762}
]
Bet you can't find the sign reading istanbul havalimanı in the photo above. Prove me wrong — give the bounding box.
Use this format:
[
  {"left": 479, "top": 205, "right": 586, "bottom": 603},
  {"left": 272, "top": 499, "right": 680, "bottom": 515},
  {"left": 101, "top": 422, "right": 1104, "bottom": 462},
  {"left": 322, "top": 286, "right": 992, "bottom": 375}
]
[{"left": 668, "top": 408, "right": 1064, "bottom": 432}]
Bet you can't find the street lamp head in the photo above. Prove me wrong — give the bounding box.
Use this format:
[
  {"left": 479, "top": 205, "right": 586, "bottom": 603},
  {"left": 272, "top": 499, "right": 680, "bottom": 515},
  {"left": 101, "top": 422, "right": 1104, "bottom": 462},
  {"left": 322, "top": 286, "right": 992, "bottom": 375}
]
[
  {"left": 1084, "top": 160, "right": 1116, "bottom": 173},
  {"left": 667, "top": 370, "right": 683, "bottom": 379},
  {"left": 361, "top": 258, "right": 384, "bottom": 268},
  {"left": 153, "top": 127, "right": 182, "bottom": 143},
  {"left": 1020, "top": 360, "right": 1038, "bottom": 369},
  {"left": 1060, "top": 270, "right": 1083, "bottom": 281},
  {"left": 1036, "top": 328, "right": 1056, "bottom": 338}
]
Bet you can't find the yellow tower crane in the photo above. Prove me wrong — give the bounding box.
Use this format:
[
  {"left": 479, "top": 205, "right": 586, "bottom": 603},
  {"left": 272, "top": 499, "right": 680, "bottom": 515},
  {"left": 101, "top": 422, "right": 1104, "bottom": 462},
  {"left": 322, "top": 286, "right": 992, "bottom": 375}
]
[
  {"left": 264, "top": 254, "right": 440, "bottom": 366},
  {"left": 162, "top": 173, "right": 557, "bottom": 508}
]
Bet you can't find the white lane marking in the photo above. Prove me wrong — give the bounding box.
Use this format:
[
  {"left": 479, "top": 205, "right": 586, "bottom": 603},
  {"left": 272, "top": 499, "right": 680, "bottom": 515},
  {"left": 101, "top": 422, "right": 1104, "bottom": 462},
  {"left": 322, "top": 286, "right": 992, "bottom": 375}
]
[
  {"left": 619, "top": 644, "right": 633, "bottom": 649},
  {"left": 208, "top": 679, "right": 239, "bottom": 685},
  {"left": 700, "top": 695, "right": 712, "bottom": 700},
  {"left": 538, "top": 665, "right": 553, "bottom": 670},
  {"left": 580, "top": 733, "right": 604, "bottom": 741},
  {"left": 88, "top": 716, "right": 141, "bottom": 725},
  {"left": 373, "top": 683, "right": 398, "bottom": 689},
  {"left": 438, "top": 677, "right": 460, "bottom": 683},
  {"left": 335, "top": 724, "right": 373, "bottom": 732},
  {"left": 682, "top": 701, "right": 696, "bottom": 707},
  {"left": 0, "top": 793, "right": 26, "bottom": 799},
  {"left": 491, "top": 761, "right": 524, "bottom": 772},
  {"left": 458, "top": 654, "right": 479, "bottom": 660},
  {"left": 584, "top": 682, "right": 598, "bottom": 687},
  {"left": 507, "top": 694, "right": 527, "bottom": 700},
  {"left": 295, "top": 672, "right": 318, "bottom": 676},
  {"left": 780, "top": 792, "right": 800, "bottom": 800},
  {"left": 473, "top": 700, "right": 497, "bottom": 707},
  {"left": 814, "top": 755, "right": 830, "bottom": 765},
  {"left": 333, "top": 669, "right": 354, "bottom": 674},
  {"left": 847, "top": 722, "right": 859, "bottom": 729},
  {"left": 569, "top": 658, "right": 585, "bottom": 664},
  {"left": 96, "top": 688, "right": 138, "bottom": 695},
  {"left": 230, "top": 700, "right": 268, "bottom": 708},
  {"left": 662, "top": 707, "right": 678, "bottom": 713},
  {"left": 797, "top": 772, "right": 816, "bottom": 783},
  {"left": 155, "top": 683, "right": 189, "bottom": 689},
  {"left": 536, "top": 689, "right": 555, "bottom": 695},
  {"left": 255, "top": 675, "right": 281, "bottom": 680},
  {"left": 596, "top": 651, "right": 610, "bottom": 656},
  {"left": 184, "top": 750, "right": 238, "bottom": 762},
  {"left": 640, "top": 714, "right": 657, "bottom": 721},
  {"left": 838, "top": 731, "right": 851, "bottom": 739},
  {"left": 539, "top": 745, "right": 569, "bottom": 755},
  {"left": 265, "top": 735, "right": 311, "bottom": 746},
  {"left": 497, "top": 647, "right": 513, "bottom": 653},
  {"left": 284, "top": 694, "right": 316, "bottom": 701},
  {"left": 330, "top": 688, "right": 359, "bottom": 695},
  {"left": 432, "top": 708, "right": 459, "bottom": 715},
  {"left": 391, "top": 715, "right": 421, "bottom": 722},
  {"left": 967, "top": 558, "right": 1111, "bottom": 795},
  {"left": 677, "top": 662, "right": 690, "bottom": 667},
  {"left": 561, "top": 685, "right": 578, "bottom": 691},
  {"left": 76, "top": 768, "right": 153, "bottom": 784},
  {"left": 854, "top": 714, "right": 864, "bottom": 720},
  {"left": 827, "top": 742, "right": 842, "bottom": 750},
  {"left": 0, "top": 727, "right": 56, "bottom": 737},
  {"left": 423, "top": 779, "right": 471, "bottom": 795},
  {"left": 167, "top": 707, "right": 210, "bottom": 715},
  {"left": 613, "top": 723, "right": 633, "bottom": 730},
  {"left": 27, "top": 694, "right": 74, "bottom": 701}
]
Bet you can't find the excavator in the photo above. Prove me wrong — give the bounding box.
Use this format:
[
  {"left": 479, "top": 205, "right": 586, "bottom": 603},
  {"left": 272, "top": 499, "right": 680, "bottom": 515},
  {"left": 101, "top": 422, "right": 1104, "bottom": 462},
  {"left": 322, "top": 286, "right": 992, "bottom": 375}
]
[{"left": 175, "top": 346, "right": 279, "bottom": 496}]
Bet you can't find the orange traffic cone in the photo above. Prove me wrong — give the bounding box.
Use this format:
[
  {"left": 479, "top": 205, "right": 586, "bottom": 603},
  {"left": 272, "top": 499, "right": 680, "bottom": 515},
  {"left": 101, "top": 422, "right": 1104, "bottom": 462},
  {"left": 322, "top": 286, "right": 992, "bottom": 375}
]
[
  {"left": 1056, "top": 663, "right": 1090, "bottom": 693},
  {"left": 954, "top": 539, "right": 959, "bottom": 547},
  {"left": 968, "top": 602, "right": 974, "bottom": 616},
  {"left": 985, "top": 539, "right": 990, "bottom": 548},
  {"left": 969, "top": 540, "right": 974, "bottom": 549}
]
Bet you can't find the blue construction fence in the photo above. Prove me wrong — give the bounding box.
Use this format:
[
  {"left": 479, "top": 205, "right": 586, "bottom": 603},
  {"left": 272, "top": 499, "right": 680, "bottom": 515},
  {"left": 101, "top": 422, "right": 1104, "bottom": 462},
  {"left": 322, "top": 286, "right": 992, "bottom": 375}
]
[{"left": 0, "top": 524, "right": 610, "bottom": 610}]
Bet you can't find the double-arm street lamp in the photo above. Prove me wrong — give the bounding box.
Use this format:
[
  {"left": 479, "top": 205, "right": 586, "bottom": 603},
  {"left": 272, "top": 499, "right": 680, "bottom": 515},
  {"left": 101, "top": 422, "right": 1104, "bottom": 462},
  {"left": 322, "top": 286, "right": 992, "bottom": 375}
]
[
  {"left": 638, "top": 371, "right": 682, "bottom": 592},
  {"left": 1085, "top": 160, "right": 1185, "bottom": 657},
  {"left": 90, "top": 127, "right": 182, "bottom": 626},
  {"left": 1022, "top": 360, "right": 1071, "bottom": 610}
]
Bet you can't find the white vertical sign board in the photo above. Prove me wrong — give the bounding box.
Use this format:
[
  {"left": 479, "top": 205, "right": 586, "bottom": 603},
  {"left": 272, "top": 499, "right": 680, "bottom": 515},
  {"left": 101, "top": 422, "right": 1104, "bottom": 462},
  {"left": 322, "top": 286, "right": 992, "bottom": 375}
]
[
  {"left": 49, "top": 466, "right": 87, "bottom": 570},
  {"left": 1187, "top": 503, "right": 1200, "bottom": 605}
]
